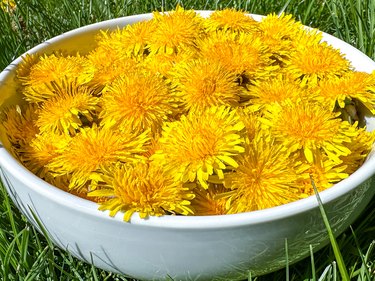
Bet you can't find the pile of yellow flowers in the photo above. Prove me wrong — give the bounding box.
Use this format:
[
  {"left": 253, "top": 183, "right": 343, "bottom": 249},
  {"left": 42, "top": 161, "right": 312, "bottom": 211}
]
[{"left": 2, "top": 7, "right": 375, "bottom": 221}]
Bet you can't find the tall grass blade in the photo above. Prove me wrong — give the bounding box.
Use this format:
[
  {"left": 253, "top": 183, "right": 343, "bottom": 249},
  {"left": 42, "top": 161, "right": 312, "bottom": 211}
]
[
  {"left": 278, "top": 0, "right": 293, "bottom": 16},
  {"left": 285, "top": 238, "right": 289, "bottom": 281},
  {"left": 19, "top": 225, "right": 31, "bottom": 269},
  {"left": 310, "top": 176, "right": 350, "bottom": 281},
  {"left": 248, "top": 270, "right": 252, "bottom": 281},
  {"left": 310, "top": 244, "right": 317, "bottom": 281}
]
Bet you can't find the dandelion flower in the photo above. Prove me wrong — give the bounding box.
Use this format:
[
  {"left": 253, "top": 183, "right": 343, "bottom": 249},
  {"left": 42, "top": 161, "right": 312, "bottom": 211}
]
[
  {"left": 16, "top": 54, "right": 41, "bottom": 82},
  {"left": 246, "top": 74, "right": 309, "bottom": 111},
  {"left": 190, "top": 184, "right": 228, "bottom": 216},
  {"left": 315, "top": 71, "right": 375, "bottom": 114},
  {"left": 198, "top": 31, "right": 276, "bottom": 80},
  {"left": 20, "top": 132, "right": 70, "bottom": 179},
  {"left": 297, "top": 152, "right": 348, "bottom": 196},
  {"left": 259, "top": 13, "right": 303, "bottom": 43},
  {"left": 23, "top": 53, "right": 94, "bottom": 102},
  {"left": 259, "top": 13, "right": 322, "bottom": 61},
  {"left": 339, "top": 128, "right": 375, "bottom": 174},
  {"left": 97, "top": 20, "right": 155, "bottom": 57},
  {"left": 170, "top": 59, "right": 244, "bottom": 113},
  {"left": 261, "top": 101, "right": 358, "bottom": 163},
  {"left": 47, "top": 125, "right": 150, "bottom": 190},
  {"left": 0, "top": 103, "right": 39, "bottom": 149},
  {"left": 151, "top": 106, "right": 245, "bottom": 188},
  {"left": 36, "top": 80, "right": 100, "bottom": 135},
  {"left": 223, "top": 133, "right": 307, "bottom": 213},
  {"left": 88, "top": 162, "right": 195, "bottom": 221},
  {"left": 148, "top": 6, "right": 204, "bottom": 54},
  {"left": 285, "top": 41, "right": 351, "bottom": 86},
  {"left": 100, "top": 70, "right": 176, "bottom": 135},
  {"left": 86, "top": 46, "right": 139, "bottom": 90},
  {"left": 205, "top": 9, "right": 259, "bottom": 33},
  {"left": 142, "top": 49, "right": 197, "bottom": 78}
]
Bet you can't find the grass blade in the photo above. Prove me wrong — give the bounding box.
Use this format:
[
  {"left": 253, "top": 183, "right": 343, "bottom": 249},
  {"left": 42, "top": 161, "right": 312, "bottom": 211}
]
[
  {"left": 310, "top": 176, "right": 350, "bottom": 281},
  {"left": 318, "top": 263, "right": 332, "bottom": 281},
  {"left": 350, "top": 227, "right": 371, "bottom": 280},
  {"left": 310, "top": 244, "right": 317, "bottom": 281},
  {"left": 285, "top": 238, "right": 289, "bottom": 281}
]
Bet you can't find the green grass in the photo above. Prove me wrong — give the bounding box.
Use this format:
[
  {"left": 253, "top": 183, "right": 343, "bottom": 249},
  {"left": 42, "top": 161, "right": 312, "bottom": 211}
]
[{"left": 0, "top": 0, "right": 375, "bottom": 280}]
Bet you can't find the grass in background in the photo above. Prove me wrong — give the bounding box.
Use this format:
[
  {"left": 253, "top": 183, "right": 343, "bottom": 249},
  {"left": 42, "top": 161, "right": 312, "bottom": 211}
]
[{"left": 0, "top": 0, "right": 374, "bottom": 280}]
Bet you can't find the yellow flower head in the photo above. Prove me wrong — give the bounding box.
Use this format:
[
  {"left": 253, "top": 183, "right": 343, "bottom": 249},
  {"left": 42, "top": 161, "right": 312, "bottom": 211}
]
[
  {"left": 259, "top": 13, "right": 303, "bottom": 42},
  {"left": 315, "top": 71, "right": 375, "bottom": 114},
  {"left": 142, "top": 49, "right": 197, "bottom": 78},
  {"left": 170, "top": 59, "right": 244, "bottom": 113},
  {"left": 16, "top": 54, "right": 41, "bottom": 82},
  {"left": 261, "top": 101, "right": 358, "bottom": 163},
  {"left": 246, "top": 74, "right": 309, "bottom": 111},
  {"left": 339, "top": 128, "right": 375, "bottom": 175},
  {"left": 36, "top": 80, "right": 100, "bottom": 135},
  {"left": 19, "top": 132, "right": 70, "bottom": 179},
  {"left": 205, "top": 9, "right": 259, "bottom": 33},
  {"left": 285, "top": 41, "right": 351, "bottom": 86},
  {"left": 47, "top": 125, "right": 150, "bottom": 190},
  {"left": 86, "top": 45, "right": 139, "bottom": 90},
  {"left": 148, "top": 6, "right": 204, "bottom": 54},
  {"left": 259, "top": 13, "right": 322, "bottom": 61},
  {"left": 151, "top": 106, "right": 245, "bottom": 188},
  {"left": 88, "top": 162, "right": 195, "bottom": 221},
  {"left": 100, "top": 70, "right": 176, "bottom": 135},
  {"left": 297, "top": 151, "right": 348, "bottom": 197},
  {"left": 223, "top": 132, "right": 307, "bottom": 213},
  {"left": 22, "top": 53, "right": 94, "bottom": 102},
  {"left": 198, "top": 31, "right": 276, "bottom": 80},
  {"left": 190, "top": 184, "right": 228, "bottom": 216},
  {"left": 97, "top": 20, "right": 155, "bottom": 57},
  {"left": 0, "top": 103, "right": 39, "bottom": 148}
]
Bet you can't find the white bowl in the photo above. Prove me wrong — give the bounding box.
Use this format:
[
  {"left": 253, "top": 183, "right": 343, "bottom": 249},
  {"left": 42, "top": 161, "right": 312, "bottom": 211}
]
[{"left": 1, "top": 12, "right": 375, "bottom": 281}]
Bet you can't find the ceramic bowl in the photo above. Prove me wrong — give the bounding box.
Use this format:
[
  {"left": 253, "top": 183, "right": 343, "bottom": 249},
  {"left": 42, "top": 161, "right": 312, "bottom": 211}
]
[{"left": 1, "top": 12, "right": 375, "bottom": 281}]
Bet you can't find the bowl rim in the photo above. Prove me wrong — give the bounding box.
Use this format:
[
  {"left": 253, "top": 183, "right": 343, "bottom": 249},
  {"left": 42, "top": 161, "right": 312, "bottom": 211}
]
[{"left": 1, "top": 11, "right": 375, "bottom": 229}]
